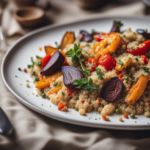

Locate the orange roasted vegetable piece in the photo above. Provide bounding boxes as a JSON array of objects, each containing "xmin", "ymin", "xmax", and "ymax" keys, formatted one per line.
[
  {"xmin": 35, "ymin": 72, "xmax": 63, "ymax": 88},
  {"xmin": 115, "ymin": 57, "xmax": 132, "ymax": 71},
  {"xmin": 48, "ymin": 86, "xmax": 63, "ymax": 95},
  {"xmin": 126, "ymin": 75, "xmax": 149, "ymax": 105},
  {"xmin": 61, "ymin": 32, "xmax": 75, "ymax": 49},
  {"xmin": 45, "ymin": 46, "xmax": 58, "ymax": 55},
  {"xmin": 58, "ymin": 102, "xmax": 66, "ymax": 110}
]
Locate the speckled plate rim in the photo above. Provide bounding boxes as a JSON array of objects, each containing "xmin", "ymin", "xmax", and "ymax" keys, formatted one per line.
[{"xmin": 2, "ymin": 16, "xmax": 150, "ymax": 130}]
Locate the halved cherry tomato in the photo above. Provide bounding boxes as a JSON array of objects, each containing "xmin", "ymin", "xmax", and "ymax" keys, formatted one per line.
[
  {"xmin": 67, "ymin": 88, "xmax": 77, "ymax": 96},
  {"xmin": 127, "ymin": 40, "xmax": 150, "ymax": 55},
  {"xmin": 81, "ymin": 100, "xmax": 85, "ymax": 103},
  {"xmin": 58, "ymin": 102, "xmax": 66, "ymax": 110},
  {"xmin": 98, "ymin": 54, "xmax": 116, "ymax": 71},
  {"xmin": 141, "ymin": 55, "xmax": 148, "ymax": 64},
  {"xmin": 118, "ymin": 74, "xmax": 124, "ymax": 81},
  {"xmin": 94, "ymin": 33, "xmax": 111, "ymax": 42},
  {"xmin": 123, "ymin": 113, "xmax": 128, "ymax": 119},
  {"xmin": 85, "ymin": 58, "xmax": 98, "ymax": 71},
  {"xmin": 41, "ymin": 54, "xmax": 51, "ymax": 67}
]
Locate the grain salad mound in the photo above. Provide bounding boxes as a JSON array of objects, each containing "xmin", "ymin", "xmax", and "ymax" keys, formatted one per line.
[{"xmin": 27, "ymin": 21, "xmax": 150, "ymax": 120}]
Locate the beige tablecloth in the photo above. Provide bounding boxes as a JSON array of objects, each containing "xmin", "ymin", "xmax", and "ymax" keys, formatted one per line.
[{"xmin": 0, "ymin": 0, "xmax": 150, "ymax": 150}]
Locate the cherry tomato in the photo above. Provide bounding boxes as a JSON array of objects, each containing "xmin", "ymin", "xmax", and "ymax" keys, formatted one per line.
[
  {"xmin": 118, "ymin": 74, "xmax": 124, "ymax": 81},
  {"xmin": 85, "ymin": 57, "xmax": 98, "ymax": 71},
  {"xmin": 98, "ymin": 54, "xmax": 116, "ymax": 71}
]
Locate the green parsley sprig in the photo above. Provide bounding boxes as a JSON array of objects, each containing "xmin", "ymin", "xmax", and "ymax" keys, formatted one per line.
[
  {"xmin": 114, "ymin": 20, "xmax": 123, "ymax": 30},
  {"xmin": 96, "ymin": 68, "xmax": 103, "ymax": 80},
  {"xmin": 73, "ymin": 78, "xmax": 99, "ymax": 92},
  {"xmin": 142, "ymin": 67, "xmax": 149, "ymax": 73},
  {"xmin": 66, "ymin": 43, "xmax": 92, "ymax": 75},
  {"xmin": 118, "ymin": 60, "xmax": 123, "ymax": 66}
]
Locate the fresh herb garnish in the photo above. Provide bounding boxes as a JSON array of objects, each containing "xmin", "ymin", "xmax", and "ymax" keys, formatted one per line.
[
  {"xmin": 118, "ymin": 60, "xmax": 123, "ymax": 66},
  {"xmin": 96, "ymin": 68, "xmax": 103, "ymax": 80},
  {"xmin": 58, "ymin": 84, "xmax": 62, "ymax": 87},
  {"xmin": 135, "ymin": 58, "xmax": 138, "ymax": 61},
  {"xmin": 142, "ymin": 67, "xmax": 149, "ymax": 73},
  {"xmin": 123, "ymin": 34, "xmax": 126, "ymax": 38},
  {"xmin": 86, "ymin": 44, "xmax": 90, "ymax": 47},
  {"xmin": 62, "ymin": 92, "xmax": 65, "ymax": 95},
  {"xmin": 27, "ymin": 65, "xmax": 32, "ymax": 68},
  {"xmin": 132, "ymin": 79, "xmax": 137, "ymax": 84},
  {"xmin": 41, "ymin": 93, "xmax": 46, "ymax": 98},
  {"xmin": 35, "ymin": 77, "xmax": 39, "ymax": 82},
  {"xmin": 83, "ymin": 50, "xmax": 90, "ymax": 55},
  {"xmin": 75, "ymin": 108, "xmax": 78, "ymax": 111},
  {"xmin": 39, "ymin": 88, "xmax": 43, "ymax": 91},
  {"xmin": 36, "ymin": 55, "xmax": 43, "ymax": 59},
  {"xmin": 55, "ymin": 42, "xmax": 61, "ymax": 49},
  {"xmin": 31, "ymin": 57, "xmax": 34, "ymax": 66},
  {"xmin": 36, "ymin": 61, "xmax": 42, "ymax": 66},
  {"xmin": 15, "ymin": 75, "xmax": 17, "ymax": 77},
  {"xmin": 31, "ymin": 71, "xmax": 35, "ymax": 75},
  {"xmin": 66, "ymin": 43, "xmax": 92, "ymax": 75},
  {"xmin": 18, "ymin": 68, "xmax": 21, "ymax": 71},
  {"xmin": 53, "ymin": 82, "xmax": 58, "ymax": 86},
  {"xmin": 114, "ymin": 20, "xmax": 123, "ymax": 30},
  {"xmin": 73, "ymin": 78, "xmax": 99, "ymax": 92}
]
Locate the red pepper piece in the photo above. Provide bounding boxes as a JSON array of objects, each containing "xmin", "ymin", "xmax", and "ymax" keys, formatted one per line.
[
  {"xmin": 81, "ymin": 100, "xmax": 85, "ymax": 103},
  {"xmin": 58, "ymin": 102, "xmax": 66, "ymax": 110},
  {"xmin": 67, "ymin": 88, "xmax": 77, "ymax": 96},
  {"xmin": 41, "ymin": 54, "xmax": 51, "ymax": 67},
  {"xmin": 127, "ymin": 40, "xmax": 150, "ymax": 55},
  {"xmin": 118, "ymin": 74, "xmax": 124, "ymax": 81},
  {"xmin": 141, "ymin": 55, "xmax": 148, "ymax": 64},
  {"xmin": 94, "ymin": 33, "xmax": 111, "ymax": 42},
  {"xmin": 24, "ymin": 69, "xmax": 27, "ymax": 73},
  {"xmin": 98, "ymin": 54, "xmax": 116, "ymax": 71},
  {"xmin": 85, "ymin": 57, "xmax": 98, "ymax": 71},
  {"xmin": 98, "ymin": 98, "xmax": 101, "ymax": 103}
]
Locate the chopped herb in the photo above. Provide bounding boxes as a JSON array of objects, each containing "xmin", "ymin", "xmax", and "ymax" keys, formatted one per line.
[
  {"xmin": 133, "ymin": 32, "xmax": 136, "ymax": 34},
  {"xmin": 86, "ymin": 44, "xmax": 90, "ymax": 47},
  {"xmin": 125, "ymin": 76, "xmax": 129, "ymax": 80},
  {"xmin": 91, "ymin": 29, "xmax": 95, "ymax": 34},
  {"xmin": 99, "ymin": 118, "xmax": 101, "ymax": 119},
  {"xmin": 41, "ymin": 93, "xmax": 46, "ymax": 98},
  {"xmin": 118, "ymin": 60, "xmax": 123, "ymax": 66},
  {"xmin": 95, "ymin": 118, "xmax": 97, "ymax": 120},
  {"xmin": 47, "ymin": 96, "xmax": 49, "ymax": 99},
  {"xmin": 62, "ymin": 92, "xmax": 65, "ymax": 95},
  {"xmin": 31, "ymin": 57, "xmax": 34, "ymax": 66},
  {"xmin": 55, "ymin": 41, "xmax": 61, "ymax": 49},
  {"xmin": 35, "ymin": 77, "xmax": 39, "ymax": 82},
  {"xmin": 20, "ymin": 84, "xmax": 22, "ymax": 85},
  {"xmin": 126, "ymin": 80, "xmax": 128, "ymax": 84},
  {"xmin": 142, "ymin": 67, "xmax": 149, "ymax": 73},
  {"xmin": 73, "ymin": 78, "xmax": 99, "ymax": 92},
  {"xmin": 114, "ymin": 20, "xmax": 123, "ymax": 30},
  {"xmin": 41, "ymin": 104, "xmax": 43, "ymax": 106},
  {"xmin": 36, "ymin": 61, "xmax": 42, "ymax": 66},
  {"xmin": 66, "ymin": 43, "xmax": 91, "ymax": 75},
  {"xmin": 15, "ymin": 75, "xmax": 17, "ymax": 77},
  {"xmin": 27, "ymin": 64, "xmax": 32, "ymax": 68},
  {"xmin": 18, "ymin": 68, "xmax": 21, "ymax": 71},
  {"xmin": 135, "ymin": 58, "xmax": 138, "ymax": 61},
  {"xmin": 135, "ymin": 121, "xmax": 137, "ymax": 123},
  {"xmin": 83, "ymin": 50, "xmax": 90, "ymax": 55},
  {"xmin": 36, "ymin": 95, "xmax": 38, "ymax": 97},
  {"xmin": 36, "ymin": 55, "xmax": 43, "ymax": 59},
  {"xmin": 148, "ymin": 122, "xmax": 149, "ymax": 124},
  {"xmin": 26, "ymin": 80, "xmax": 29, "ymax": 82},
  {"xmin": 58, "ymin": 84, "xmax": 62, "ymax": 87},
  {"xmin": 96, "ymin": 68, "xmax": 103, "ymax": 80},
  {"xmin": 132, "ymin": 79, "xmax": 137, "ymax": 84},
  {"xmin": 31, "ymin": 71, "xmax": 35, "ymax": 75},
  {"xmin": 75, "ymin": 108, "xmax": 78, "ymax": 111},
  {"xmin": 123, "ymin": 34, "xmax": 126, "ymax": 38},
  {"xmin": 39, "ymin": 88, "xmax": 43, "ymax": 91},
  {"xmin": 50, "ymin": 105, "xmax": 51, "ymax": 107},
  {"xmin": 53, "ymin": 82, "xmax": 58, "ymax": 86}
]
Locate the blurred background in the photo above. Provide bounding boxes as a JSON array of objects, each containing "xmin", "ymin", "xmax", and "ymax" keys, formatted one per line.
[{"xmin": 0, "ymin": 0, "xmax": 149, "ymax": 50}]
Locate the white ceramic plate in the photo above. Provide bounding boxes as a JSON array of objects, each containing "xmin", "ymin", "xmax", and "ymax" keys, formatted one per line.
[{"xmin": 2, "ymin": 16, "xmax": 150, "ymax": 130}]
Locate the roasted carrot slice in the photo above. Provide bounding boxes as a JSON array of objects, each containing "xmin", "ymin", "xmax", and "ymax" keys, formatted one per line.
[
  {"xmin": 45, "ymin": 46, "xmax": 58, "ymax": 55},
  {"xmin": 126, "ymin": 75, "xmax": 149, "ymax": 105},
  {"xmin": 35, "ymin": 72, "xmax": 63, "ymax": 88},
  {"xmin": 61, "ymin": 32, "xmax": 75, "ymax": 49},
  {"xmin": 48, "ymin": 86, "xmax": 63, "ymax": 95}
]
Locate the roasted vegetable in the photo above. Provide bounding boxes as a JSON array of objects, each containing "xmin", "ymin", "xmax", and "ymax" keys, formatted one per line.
[
  {"xmin": 85, "ymin": 57, "xmax": 98, "ymax": 71},
  {"xmin": 35, "ymin": 72, "xmax": 63, "ymax": 88},
  {"xmin": 115, "ymin": 57, "xmax": 132, "ymax": 71},
  {"xmin": 62, "ymin": 66, "xmax": 84, "ymax": 89},
  {"xmin": 48, "ymin": 85, "xmax": 63, "ymax": 95},
  {"xmin": 98, "ymin": 54, "xmax": 116, "ymax": 71},
  {"xmin": 41, "ymin": 54, "xmax": 51, "ymax": 67},
  {"xmin": 40, "ymin": 51, "xmax": 65, "ymax": 76},
  {"xmin": 45, "ymin": 46, "xmax": 58, "ymax": 55},
  {"xmin": 101, "ymin": 77, "xmax": 124, "ymax": 102},
  {"xmin": 126, "ymin": 40, "xmax": 150, "ymax": 55},
  {"xmin": 136, "ymin": 29, "xmax": 150, "ymax": 39},
  {"xmin": 126, "ymin": 75, "xmax": 149, "ymax": 105},
  {"xmin": 80, "ymin": 30, "xmax": 93, "ymax": 42},
  {"xmin": 110, "ymin": 20, "xmax": 123, "ymax": 33},
  {"xmin": 61, "ymin": 32, "xmax": 75, "ymax": 49}
]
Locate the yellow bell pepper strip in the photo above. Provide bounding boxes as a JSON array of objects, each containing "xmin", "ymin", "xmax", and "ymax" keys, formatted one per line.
[
  {"xmin": 35, "ymin": 72, "xmax": 63, "ymax": 88},
  {"xmin": 115, "ymin": 57, "xmax": 132, "ymax": 71},
  {"xmin": 48, "ymin": 85, "xmax": 63, "ymax": 95},
  {"xmin": 126, "ymin": 75, "xmax": 149, "ymax": 105}
]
